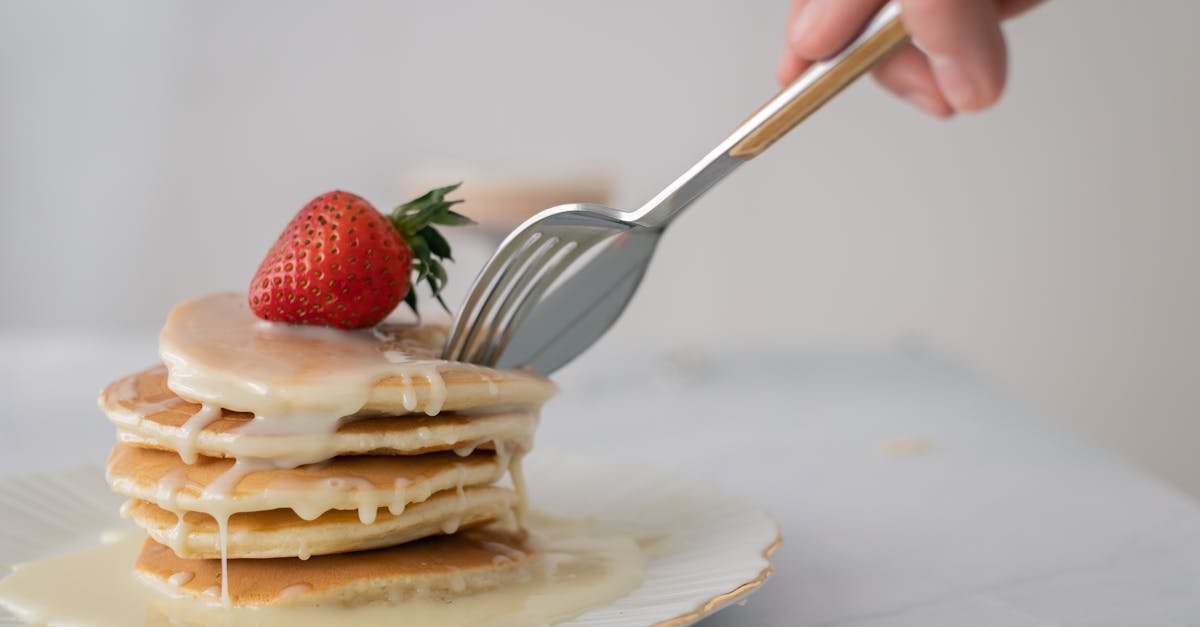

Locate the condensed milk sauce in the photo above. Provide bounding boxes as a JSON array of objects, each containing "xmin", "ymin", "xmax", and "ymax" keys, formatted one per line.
[
  {"xmin": 158, "ymin": 292, "xmax": 457, "ymax": 443},
  {"xmin": 0, "ymin": 513, "xmax": 650, "ymax": 626},
  {"xmin": 29, "ymin": 291, "xmax": 597, "ymax": 617}
]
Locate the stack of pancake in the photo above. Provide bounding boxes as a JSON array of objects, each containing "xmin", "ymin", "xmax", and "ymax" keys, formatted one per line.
[{"xmin": 100, "ymin": 292, "xmax": 558, "ymax": 607}]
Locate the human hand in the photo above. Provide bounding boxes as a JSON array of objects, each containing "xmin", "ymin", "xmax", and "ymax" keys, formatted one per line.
[{"xmin": 778, "ymin": 0, "xmax": 1043, "ymax": 117}]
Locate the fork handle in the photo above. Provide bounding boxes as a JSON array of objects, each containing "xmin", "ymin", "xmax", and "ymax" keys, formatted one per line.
[
  {"xmin": 730, "ymin": 5, "xmax": 908, "ymax": 158},
  {"xmin": 633, "ymin": 2, "xmax": 907, "ymax": 228}
]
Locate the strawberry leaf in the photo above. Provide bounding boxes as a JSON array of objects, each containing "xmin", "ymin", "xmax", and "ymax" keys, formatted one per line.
[
  {"xmin": 429, "ymin": 210, "xmax": 474, "ymax": 226},
  {"xmin": 420, "ymin": 226, "xmax": 452, "ymax": 259},
  {"xmin": 388, "ymin": 183, "xmax": 475, "ymax": 314},
  {"xmin": 403, "ymin": 286, "xmax": 419, "ymax": 316},
  {"xmin": 429, "ymin": 281, "xmax": 450, "ymax": 312},
  {"xmin": 429, "ymin": 260, "xmax": 448, "ymax": 286}
]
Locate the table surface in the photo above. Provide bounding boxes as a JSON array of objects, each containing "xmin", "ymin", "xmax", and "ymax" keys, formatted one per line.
[{"xmin": 3, "ymin": 331, "xmax": 1200, "ymax": 626}]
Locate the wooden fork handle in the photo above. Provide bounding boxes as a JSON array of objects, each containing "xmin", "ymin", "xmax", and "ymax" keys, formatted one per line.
[
  {"xmin": 729, "ymin": 3, "xmax": 909, "ymax": 160},
  {"xmin": 631, "ymin": 2, "xmax": 909, "ymax": 229}
]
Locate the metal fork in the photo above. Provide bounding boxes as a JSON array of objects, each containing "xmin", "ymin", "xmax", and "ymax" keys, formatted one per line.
[{"xmin": 444, "ymin": 2, "xmax": 908, "ymax": 374}]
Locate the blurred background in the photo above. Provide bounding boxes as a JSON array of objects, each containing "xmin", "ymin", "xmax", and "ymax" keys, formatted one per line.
[{"xmin": 1, "ymin": 1, "xmax": 1198, "ymax": 495}]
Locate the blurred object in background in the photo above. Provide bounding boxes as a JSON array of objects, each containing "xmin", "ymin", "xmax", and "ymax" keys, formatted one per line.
[
  {"xmin": 401, "ymin": 163, "xmax": 614, "ymax": 236},
  {"xmin": 400, "ymin": 163, "xmax": 615, "ymax": 308},
  {"xmin": 0, "ymin": 0, "xmax": 1198, "ymax": 499}
]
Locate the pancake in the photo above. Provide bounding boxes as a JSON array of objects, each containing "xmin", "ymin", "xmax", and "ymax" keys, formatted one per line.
[
  {"xmin": 158, "ymin": 292, "xmax": 557, "ymax": 419},
  {"xmin": 102, "ymin": 366, "xmax": 538, "ymax": 462},
  {"xmin": 106, "ymin": 444, "xmax": 507, "ymax": 521},
  {"xmin": 133, "ymin": 525, "xmax": 536, "ymax": 607},
  {"xmin": 126, "ymin": 486, "xmax": 517, "ymax": 559}
]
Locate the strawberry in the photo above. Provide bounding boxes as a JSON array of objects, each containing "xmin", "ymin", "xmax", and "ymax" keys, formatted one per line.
[{"xmin": 248, "ymin": 184, "xmax": 473, "ymax": 329}]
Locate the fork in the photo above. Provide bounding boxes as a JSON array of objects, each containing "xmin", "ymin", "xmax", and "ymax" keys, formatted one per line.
[{"xmin": 443, "ymin": 2, "xmax": 908, "ymax": 374}]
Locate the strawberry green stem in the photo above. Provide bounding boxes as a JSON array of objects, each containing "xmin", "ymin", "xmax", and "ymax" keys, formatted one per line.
[{"xmin": 389, "ymin": 183, "xmax": 475, "ymax": 314}]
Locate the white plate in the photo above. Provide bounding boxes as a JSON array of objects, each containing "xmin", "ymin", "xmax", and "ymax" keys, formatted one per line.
[{"xmin": 0, "ymin": 450, "xmax": 779, "ymax": 626}]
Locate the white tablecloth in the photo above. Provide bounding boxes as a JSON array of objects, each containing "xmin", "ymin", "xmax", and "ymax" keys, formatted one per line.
[{"xmin": 3, "ymin": 332, "xmax": 1200, "ymax": 625}]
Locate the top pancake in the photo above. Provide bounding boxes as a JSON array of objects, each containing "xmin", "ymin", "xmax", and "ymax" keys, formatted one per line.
[{"xmin": 158, "ymin": 292, "xmax": 556, "ymax": 419}]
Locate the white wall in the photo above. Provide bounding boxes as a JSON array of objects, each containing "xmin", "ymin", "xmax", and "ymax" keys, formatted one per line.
[{"xmin": 2, "ymin": 2, "xmax": 1199, "ymax": 493}]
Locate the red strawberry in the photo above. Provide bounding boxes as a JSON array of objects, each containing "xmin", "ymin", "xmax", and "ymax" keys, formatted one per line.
[{"xmin": 248, "ymin": 184, "xmax": 473, "ymax": 329}]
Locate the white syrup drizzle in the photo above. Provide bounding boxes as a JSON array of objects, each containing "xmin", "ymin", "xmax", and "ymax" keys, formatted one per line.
[
  {"xmin": 177, "ymin": 404, "xmax": 221, "ymax": 464},
  {"xmin": 480, "ymin": 541, "xmax": 528, "ymax": 564},
  {"xmin": 389, "ymin": 478, "xmax": 411, "ymax": 516},
  {"xmin": 452, "ymin": 438, "xmax": 489, "ymax": 457},
  {"xmin": 396, "ymin": 372, "xmax": 417, "ymax": 411},
  {"xmin": 141, "ymin": 292, "xmax": 554, "ymax": 607},
  {"xmin": 509, "ymin": 453, "xmax": 530, "ymax": 523},
  {"xmin": 159, "ymin": 293, "xmax": 455, "ymax": 427},
  {"xmin": 496, "ymin": 506, "xmax": 520, "ymax": 533},
  {"xmin": 197, "ymin": 457, "xmax": 275, "ymax": 608},
  {"xmin": 459, "ymin": 363, "xmax": 502, "ymax": 397},
  {"xmin": 216, "ymin": 515, "xmax": 230, "ymax": 606},
  {"xmin": 153, "ymin": 469, "xmax": 191, "ymax": 509},
  {"xmin": 106, "ymin": 405, "xmax": 540, "ymax": 464},
  {"xmin": 164, "ymin": 454, "xmax": 504, "ymax": 605},
  {"xmin": 440, "ymin": 465, "xmax": 470, "ymax": 535},
  {"xmin": 146, "ymin": 462, "xmax": 490, "ymax": 523},
  {"xmin": 297, "ymin": 540, "xmax": 311, "ymax": 561},
  {"xmin": 165, "ymin": 512, "xmax": 191, "ymax": 555},
  {"xmin": 0, "ymin": 513, "xmax": 648, "ymax": 625}
]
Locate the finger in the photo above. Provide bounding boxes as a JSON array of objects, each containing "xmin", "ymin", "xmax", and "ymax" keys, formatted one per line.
[
  {"xmin": 778, "ymin": 0, "xmax": 812, "ymax": 84},
  {"xmin": 787, "ymin": 0, "xmax": 888, "ymax": 61},
  {"xmin": 777, "ymin": 46, "xmax": 812, "ymax": 86},
  {"xmin": 899, "ymin": 0, "xmax": 1007, "ymax": 112},
  {"xmin": 997, "ymin": 0, "xmax": 1044, "ymax": 19},
  {"xmin": 872, "ymin": 44, "xmax": 954, "ymax": 118}
]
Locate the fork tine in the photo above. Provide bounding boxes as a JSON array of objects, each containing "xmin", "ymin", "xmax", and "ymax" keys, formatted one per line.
[
  {"xmin": 456, "ymin": 234, "xmax": 561, "ymax": 364},
  {"xmin": 442, "ymin": 231, "xmax": 543, "ymax": 361},
  {"xmin": 475, "ymin": 236, "xmax": 604, "ymax": 366},
  {"xmin": 468, "ymin": 239, "xmax": 578, "ymax": 366}
]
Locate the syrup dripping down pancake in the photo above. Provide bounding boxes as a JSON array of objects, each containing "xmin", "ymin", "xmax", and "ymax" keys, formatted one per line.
[
  {"xmin": 105, "ymin": 444, "xmax": 506, "ymax": 522},
  {"xmin": 125, "ymin": 486, "xmax": 517, "ymax": 559},
  {"xmin": 133, "ymin": 525, "xmax": 536, "ymax": 607}
]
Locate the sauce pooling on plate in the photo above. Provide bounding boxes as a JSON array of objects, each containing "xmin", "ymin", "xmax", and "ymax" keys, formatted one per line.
[{"xmin": 0, "ymin": 514, "xmax": 647, "ymax": 625}]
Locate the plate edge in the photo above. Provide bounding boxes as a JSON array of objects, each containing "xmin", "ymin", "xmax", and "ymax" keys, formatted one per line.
[{"xmin": 652, "ymin": 525, "xmax": 783, "ymax": 627}]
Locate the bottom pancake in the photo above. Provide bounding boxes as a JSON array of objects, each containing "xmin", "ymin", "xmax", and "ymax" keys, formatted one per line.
[
  {"xmin": 128, "ymin": 486, "xmax": 517, "ymax": 559},
  {"xmin": 133, "ymin": 526, "xmax": 536, "ymax": 607}
]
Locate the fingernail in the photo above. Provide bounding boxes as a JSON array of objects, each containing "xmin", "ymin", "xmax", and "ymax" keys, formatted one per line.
[
  {"xmin": 930, "ymin": 56, "xmax": 978, "ymax": 111},
  {"xmin": 789, "ymin": 0, "xmax": 825, "ymax": 49}
]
